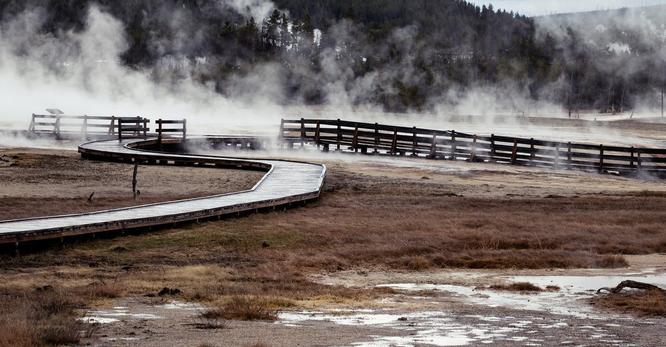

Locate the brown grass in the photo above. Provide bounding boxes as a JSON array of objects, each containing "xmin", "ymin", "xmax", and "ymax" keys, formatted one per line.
[
  {"xmin": 592, "ymin": 290, "xmax": 666, "ymax": 316},
  {"xmin": 201, "ymin": 296, "xmax": 279, "ymax": 321},
  {"xmin": 489, "ymin": 282, "xmax": 544, "ymax": 292}
]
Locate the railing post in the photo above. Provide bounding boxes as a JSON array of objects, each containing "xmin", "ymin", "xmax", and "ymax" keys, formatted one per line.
[
  {"xmin": 411, "ymin": 127, "xmax": 418, "ymax": 157},
  {"xmin": 143, "ymin": 118, "xmax": 148, "ymax": 138},
  {"xmin": 54, "ymin": 116, "xmax": 61, "ymax": 137},
  {"xmin": 637, "ymin": 149, "xmax": 642, "ymax": 171},
  {"xmin": 109, "ymin": 116, "xmax": 116, "ymax": 135},
  {"xmin": 29, "ymin": 114, "xmax": 35, "ymax": 132},
  {"xmin": 118, "ymin": 119, "xmax": 123, "ymax": 142},
  {"xmin": 599, "ymin": 144, "xmax": 604, "ymax": 173},
  {"xmin": 182, "ymin": 119, "xmax": 187, "ymax": 141},
  {"xmin": 279, "ymin": 118, "xmax": 285, "ymax": 144},
  {"xmin": 391, "ymin": 128, "xmax": 398, "ymax": 155},
  {"xmin": 157, "ymin": 119, "xmax": 163, "ymax": 147},
  {"xmin": 300, "ymin": 117, "xmax": 305, "ymax": 148},
  {"xmin": 353, "ymin": 124, "xmax": 359, "ymax": 153},
  {"xmin": 490, "ymin": 134, "xmax": 496, "ymax": 162},
  {"xmin": 315, "ymin": 121, "xmax": 321, "ymax": 149},
  {"xmin": 373, "ymin": 123, "xmax": 379, "ymax": 154},
  {"xmin": 567, "ymin": 142, "xmax": 572, "ymax": 169},
  {"xmin": 450, "ymin": 130, "xmax": 456, "ymax": 160},
  {"xmin": 529, "ymin": 138, "xmax": 535, "ymax": 164},
  {"xmin": 470, "ymin": 135, "xmax": 477, "ymax": 162},
  {"xmin": 554, "ymin": 143, "xmax": 560, "ymax": 169},
  {"xmin": 82, "ymin": 115, "xmax": 88, "ymax": 139},
  {"xmin": 630, "ymin": 146, "xmax": 635, "ymax": 169},
  {"xmin": 429, "ymin": 132, "xmax": 437, "ymax": 159},
  {"xmin": 510, "ymin": 139, "xmax": 518, "ymax": 165},
  {"xmin": 336, "ymin": 119, "xmax": 341, "ymax": 151}
]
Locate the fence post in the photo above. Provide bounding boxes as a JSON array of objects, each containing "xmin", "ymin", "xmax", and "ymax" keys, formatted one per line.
[
  {"xmin": 511, "ymin": 139, "xmax": 518, "ymax": 165},
  {"xmin": 54, "ymin": 116, "xmax": 61, "ymax": 137},
  {"xmin": 29, "ymin": 114, "xmax": 36, "ymax": 132},
  {"xmin": 567, "ymin": 142, "xmax": 572, "ymax": 169},
  {"xmin": 336, "ymin": 119, "xmax": 341, "ymax": 151},
  {"xmin": 182, "ymin": 119, "xmax": 187, "ymax": 141},
  {"xmin": 529, "ymin": 138, "xmax": 535, "ymax": 164},
  {"xmin": 470, "ymin": 134, "xmax": 477, "ymax": 162},
  {"xmin": 554, "ymin": 143, "xmax": 560, "ymax": 169},
  {"xmin": 279, "ymin": 118, "xmax": 284, "ymax": 144},
  {"xmin": 157, "ymin": 119, "xmax": 163, "ymax": 147},
  {"xmin": 118, "ymin": 119, "xmax": 123, "ymax": 141},
  {"xmin": 429, "ymin": 132, "xmax": 437, "ymax": 159},
  {"xmin": 353, "ymin": 124, "xmax": 359, "ymax": 153},
  {"xmin": 637, "ymin": 149, "xmax": 642, "ymax": 171},
  {"xmin": 315, "ymin": 121, "xmax": 321, "ymax": 149},
  {"xmin": 490, "ymin": 134, "xmax": 496, "ymax": 162},
  {"xmin": 599, "ymin": 144, "xmax": 604, "ymax": 173},
  {"xmin": 143, "ymin": 118, "xmax": 148, "ymax": 138},
  {"xmin": 82, "ymin": 115, "xmax": 88, "ymax": 139},
  {"xmin": 391, "ymin": 128, "xmax": 398, "ymax": 155},
  {"xmin": 300, "ymin": 117, "xmax": 305, "ymax": 147},
  {"xmin": 450, "ymin": 130, "xmax": 456, "ymax": 160},
  {"xmin": 411, "ymin": 127, "xmax": 418, "ymax": 156},
  {"xmin": 109, "ymin": 116, "xmax": 116, "ymax": 135},
  {"xmin": 374, "ymin": 123, "xmax": 379, "ymax": 154}
]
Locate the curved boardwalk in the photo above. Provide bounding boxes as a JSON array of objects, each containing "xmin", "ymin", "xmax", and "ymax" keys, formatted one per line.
[{"xmin": 0, "ymin": 138, "xmax": 326, "ymax": 246}]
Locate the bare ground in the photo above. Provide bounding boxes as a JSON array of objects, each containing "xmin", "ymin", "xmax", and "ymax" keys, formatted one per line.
[
  {"xmin": 0, "ymin": 148, "xmax": 264, "ymax": 220},
  {"xmin": 2, "ymin": 149, "xmax": 666, "ymax": 345}
]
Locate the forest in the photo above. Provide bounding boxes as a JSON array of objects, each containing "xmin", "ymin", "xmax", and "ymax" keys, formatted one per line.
[{"xmin": 0, "ymin": 0, "xmax": 664, "ymax": 113}]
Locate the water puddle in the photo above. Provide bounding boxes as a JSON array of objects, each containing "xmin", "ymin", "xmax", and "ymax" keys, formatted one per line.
[{"xmin": 79, "ymin": 305, "xmax": 162, "ymax": 324}]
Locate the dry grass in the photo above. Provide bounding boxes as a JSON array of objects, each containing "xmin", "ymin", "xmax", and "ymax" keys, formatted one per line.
[
  {"xmin": 592, "ymin": 290, "xmax": 666, "ymax": 316},
  {"xmin": 201, "ymin": 296, "xmax": 279, "ymax": 321}
]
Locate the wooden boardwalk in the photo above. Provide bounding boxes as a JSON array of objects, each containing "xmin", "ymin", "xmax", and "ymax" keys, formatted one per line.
[{"xmin": 0, "ymin": 138, "xmax": 326, "ymax": 246}]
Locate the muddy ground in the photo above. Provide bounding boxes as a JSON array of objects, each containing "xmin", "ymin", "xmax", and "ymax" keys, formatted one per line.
[{"xmin": 1, "ymin": 145, "xmax": 666, "ymax": 346}]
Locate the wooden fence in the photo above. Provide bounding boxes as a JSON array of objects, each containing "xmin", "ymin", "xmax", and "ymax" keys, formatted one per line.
[
  {"xmin": 280, "ymin": 118, "xmax": 666, "ymax": 177},
  {"xmin": 29, "ymin": 114, "xmax": 119, "ymax": 138},
  {"xmin": 117, "ymin": 117, "xmax": 150, "ymax": 141},
  {"xmin": 155, "ymin": 118, "xmax": 187, "ymax": 146}
]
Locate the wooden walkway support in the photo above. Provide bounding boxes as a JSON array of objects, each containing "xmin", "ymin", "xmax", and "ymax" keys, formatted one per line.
[
  {"xmin": 280, "ymin": 118, "xmax": 666, "ymax": 178},
  {"xmin": 0, "ymin": 137, "xmax": 326, "ymax": 247}
]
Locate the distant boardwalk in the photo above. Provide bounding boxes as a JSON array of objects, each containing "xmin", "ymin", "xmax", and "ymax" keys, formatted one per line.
[
  {"xmin": 281, "ymin": 118, "xmax": 666, "ymax": 178},
  {"xmin": 0, "ymin": 137, "xmax": 326, "ymax": 248}
]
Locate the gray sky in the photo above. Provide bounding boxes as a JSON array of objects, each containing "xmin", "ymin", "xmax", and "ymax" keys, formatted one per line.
[{"xmin": 467, "ymin": 0, "xmax": 666, "ymax": 16}]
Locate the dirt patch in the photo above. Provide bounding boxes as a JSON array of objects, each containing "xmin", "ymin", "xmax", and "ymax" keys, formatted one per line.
[{"xmin": 0, "ymin": 148, "xmax": 264, "ymax": 220}]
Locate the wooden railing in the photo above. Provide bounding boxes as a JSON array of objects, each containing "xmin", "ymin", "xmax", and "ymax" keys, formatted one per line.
[
  {"xmin": 155, "ymin": 118, "xmax": 187, "ymax": 146},
  {"xmin": 29, "ymin": 114, "xmax": 119, "ymax": 138},
  {"xmin": 280, "ymin": 118, "xmax": 666, "ymax": 177},
  {"xmin": 117, "ymin": 117, "xmax": 150, "ymax": 141}
]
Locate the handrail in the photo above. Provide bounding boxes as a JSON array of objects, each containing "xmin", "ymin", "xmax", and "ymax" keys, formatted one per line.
[{"xmin": 281, "ymin": 118, "xmax": 666, "ymax": 177}]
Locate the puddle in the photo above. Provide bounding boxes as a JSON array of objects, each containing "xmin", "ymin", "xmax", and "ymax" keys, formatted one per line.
[
  {"xmin": 376, "ymin": 271, "xmax": 666, "ymax": 319},
  {"xmin": 80, "ymin": 306, "xmax": 162, "ymax": 324},
  {"xmin": 278, "ymin": 309, "xmax": 630, "ymax": 346}
]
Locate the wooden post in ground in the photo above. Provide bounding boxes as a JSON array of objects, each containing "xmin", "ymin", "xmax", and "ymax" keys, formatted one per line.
[
  {"xmin": 599, "ymin": 144, "xmax": 605, "ymax": 173},
  {"xmin": 132, "ymin": 163, "xmax": 139, "ymax": 200}
]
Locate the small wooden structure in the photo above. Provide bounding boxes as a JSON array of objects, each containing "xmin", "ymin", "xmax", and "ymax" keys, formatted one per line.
[
  {"xmin": 280, "ymin": 118, "xmax": 666, "ymax": 177},
  {"xmin": 117, "ymin": 117, "xmax": 150, "ymax": 141},
  {"xmin": 155, "ymin": 119, "xmax": 187, "ymax": 147}
]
